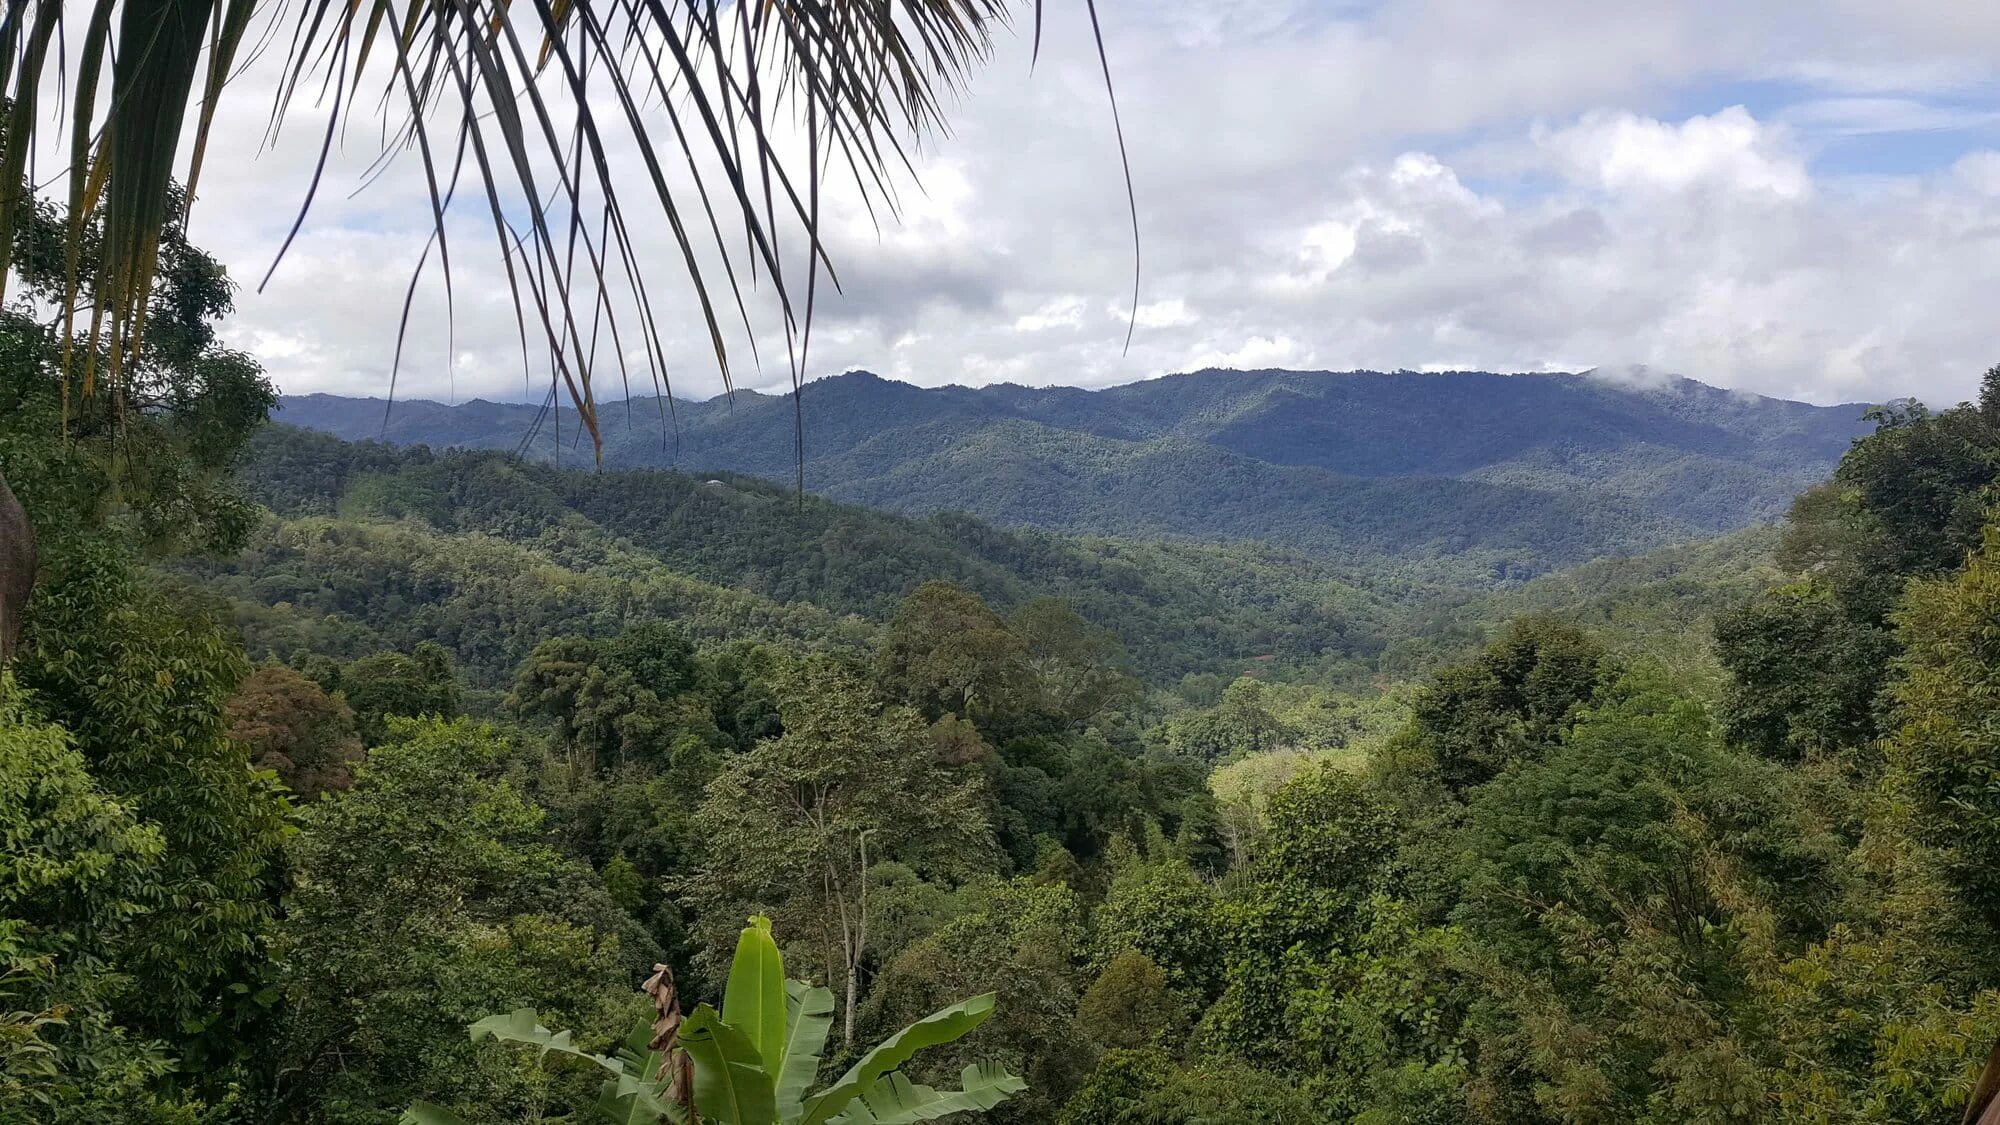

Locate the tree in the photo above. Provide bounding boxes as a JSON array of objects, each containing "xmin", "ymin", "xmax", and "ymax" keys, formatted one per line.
[
  {"xmin": 1890, "ymin": 528, "xmax": 2000, "ymax": 942},
  {"xmin": 1207, "ymin": 747, "xmax": 1314, "ymax": 867},
  {"xmin": 0, "ymin": 175, "xmax": 273, "ymax": 675},
  {"xmin": 341, "ymin": 643, "xmax": 462, "ymax": 744},
  {"xmin": 1714, "ymin": 581, "xmax": 1893, "ymax": 761},
  {"xmin": 505, "ymin": 632, "xmax": 723, "ymax": 769},
  {"xmin": 0, "ymin": 474, "xmax": 26, "ymax": 663},
  {"xmin": 12, "ymin": 540, "xmax": 289, "ymax": 1069},
  {"xmin": 1395, "ymin": 616, "xmax": 1612, "ymax": 795},
  {"xmin": 225, "ymin": 664, "xmax": 363, "ymax": 796},
  {"xmin": 861, "ymin": 878, "xmax": 1094, "ymax": 1121},
  {"xmin": 0, "ymin": 682, "xmax": 186, "ymax": 1121},
  {"xmin": 878, "ymin": 582, "xmax": 1030, "ymax": 723},
  {"xmin": 1010, "ymin": 599, "xmax": 1140, "ymax": 728},
  {"xmin": 1092, "ymin": 855, "xmax": 1224, "ymax": 1001},
  {"xmin": 1160, "ymin": 676, "xmax": 1295, "ymax": 762},
  {"xmin": 689, "ymin": 659, "xmax": 997, "ymax": 1045},
  {"xmin": 1077, "ymin": 952, "xmax": 1184, "ymax": 1050},
  {"xmin": 1058, "ymin": 1048, "xmax": 1318, "ymax": 1125},
  {"xmin": 275, "ymin": 717, "xmax": 651, "ymax": 1122},
  {"xmin": 1449, "ymin": 676, "xmax": 1854, "ymax": 1122}
]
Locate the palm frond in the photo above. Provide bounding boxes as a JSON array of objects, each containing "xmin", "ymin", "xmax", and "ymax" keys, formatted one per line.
[{"xmin": 0, "ymin": 0, "xmax": 1136, "ymax": 461}]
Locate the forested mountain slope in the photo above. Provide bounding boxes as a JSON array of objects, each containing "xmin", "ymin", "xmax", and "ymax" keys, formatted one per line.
[
  {"xmin": 178, "ymin": 426, "xmax": 1791, "ymax": 694},
  {"xmin": 181, "ymin": 427, "xmax": 1402, "ymax": 685},
  {"xmin": 279, "ymin": 368, "xmax": 1871, "ymax": 577}
]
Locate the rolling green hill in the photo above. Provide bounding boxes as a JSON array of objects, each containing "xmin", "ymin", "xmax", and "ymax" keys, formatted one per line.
[
  {"xmin": 176, "ymin": 425, "xmax": 1792, "ymax": 693},
  {"xmin": 179, "ymin": 427, "xmax": 1406, "ymax": 686},
  {"xmin": 277, "ymin": 367, "xmax": 1870, "ymax": 579}
]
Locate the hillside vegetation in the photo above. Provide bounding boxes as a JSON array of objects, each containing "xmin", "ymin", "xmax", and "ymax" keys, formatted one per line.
[
  {"xmin": 184, "ymin": 426, "xmax": 1405, "ymax": 687},
  {"xmin": 279, "ymin": 368, "xmax": 1872, "ymax": 579},
  {"xmin": 18, "ymin": 204, "xmax": 2000, "ymax": 1123}
]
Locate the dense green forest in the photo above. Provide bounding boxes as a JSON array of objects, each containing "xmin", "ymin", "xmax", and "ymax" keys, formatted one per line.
[
  {"xmin": 175, "ymin": 426, "xmax": 1406, "ymax": 689},
  {"xmin": 279, "ymin": 368, "xmax": 1872, "ymax": 583},
  {"xmin": 6, "ymin": 201, "xmax": 2000, "ymax": 1125}
]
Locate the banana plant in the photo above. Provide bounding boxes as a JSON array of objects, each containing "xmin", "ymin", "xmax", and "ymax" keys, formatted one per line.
[{"xmin": 403, "ymin": 916, "xmax": 1025, "ymax": 1125}]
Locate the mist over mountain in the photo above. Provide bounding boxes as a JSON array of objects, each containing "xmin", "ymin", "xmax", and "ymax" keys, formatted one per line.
[{"xmin": 278, "ymin": 368, "xmax": 1873, "ymax": 579}]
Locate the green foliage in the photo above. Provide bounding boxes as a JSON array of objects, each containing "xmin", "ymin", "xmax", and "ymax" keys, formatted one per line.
[
  {"xmin": 879, "ymin": 582, "xmax": 1031, "ymax": 723},
  {"xmin": 341, "ymin": 643, "xmax": 463, "ymax": 745},
  {"xmin": 507, "ymin": 630, "xmax": 727, "ymax": 770},
  {"xmin": 0, "ymin": 185, "xmax": 274, "ymax": 564},
  {"xmin": 421, "ymin": 916, "xmax": 1025, "ymax": 1125},
  {"xmin": 862, "ymin": 880, "xmax": 1092, "ymax": 1121},
  {"xmin": 275, "ymin": 717, "xmax": 650, "ymax": 1122},
  {"xmin": 1091, "ymin": 857, "xmax": 1223, "ymax": 1000},
  {"xmin": 1201, "ymin": 766, "xmax": 1417, "ymax": 1095},
  {"xmin": 0, "ymin": 682, "xmax": 193, "ymax": 1121},
  {"xmin": 1076, "ymin": 952, "xmax": 1184, "ymax": 1050},
  {"xmin": 688, "ymin": 659, "xmax": 996, "ymax": 1023},
  {"xmin": 0, "ymin": 183, "xmax": 286, "ymax": 1117},
  {"xmin": 1011, "ymin": 600, "xmax": 1141, "ymax": 728},
  {"xmin": 194, "ymin": 427, "xmax": 1403, "ymax": 684},
  {"xmin": 1391, "ymin": 616, "xmax": 1612, "ymax": 794},
  {"xmin": 1713, "ymin": 375, "xmax": 2000, "ymax": 765},
  {"xmin": 12, "ymin": 541, "xmax": 289, "ymax": 1067},
  {"xmin": 1714, "ymin": 580, "xmax": 1894, "ymax": 760},
  {"xmin": 1159, "ymin": 677, "xmax": 1295, "ymax": 763},
  {"xmin": 1449, "ymin": 679, "xmax": 1858, "ymax": 1121},
  {"xmin": 1058, "ymin": 1048, "xmax": 1317, "ymax": 1125},
  {"xmin": 1889, "ymin": 528, "xmax": 2000, "ymax": 941}
]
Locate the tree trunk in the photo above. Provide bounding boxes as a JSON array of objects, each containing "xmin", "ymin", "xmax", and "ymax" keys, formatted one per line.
[{"xmin": 0, "ymin": 467, "xmax": 32, "ymax": 664}]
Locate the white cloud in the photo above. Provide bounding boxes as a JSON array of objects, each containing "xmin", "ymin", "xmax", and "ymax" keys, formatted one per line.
[
  {"xmin": 160, "ymin": 0, "xmax": 2000, "ymax": 409},
  {"xmin": 1191, "ymin": 334, "xmax": 1310, "ymax": 370},
  {"xmin": 1131, "ymin": 298, "xmax": 1199, "ymax": 328},
  {"xmin": 1537, "ymin": 107, "xmax": 1812, "ymax": 199},
  {"xmin": 1014, "ymin": 297, "xmax": 1087, "ymax": 332}
]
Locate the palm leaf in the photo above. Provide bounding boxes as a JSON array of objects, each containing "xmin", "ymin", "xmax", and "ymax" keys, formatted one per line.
[
  {"xmin": 795, "ymin": 993, "xmax": 1000, "ymax": 1125},
  {"xmin": 828, "ymin": 1062, "xmax": 1027, "ymax": 1124},
  {"xmin": 0, "ymin": 0, "xmax": 1136, "ymax": 469},
  {"xmin": 468, "ymin": 1006, "xmax": 625, "ymax": 1076},
  {"xmin": 595, "ymin": 1070, "xmax": 691, "ymax": 1125},
  {"xmin": 722, "ymin": 914, "xmax": 787, "ymax": 1082},
  {"xmin": 680, "ymin": 1002, "xmax": 781, "ymax": 1125},
  {"xmin": 468, "ymin": 1009, "xmax": 686, "ymax": 1123},
  {"xmin": 779, "ymin": 979, "xmax": 837, "ymax": 1123}
]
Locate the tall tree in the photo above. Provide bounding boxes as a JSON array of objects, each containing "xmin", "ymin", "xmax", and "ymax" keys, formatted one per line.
[
  {"xmin": 225, "ymin": 664, "xmax": 364, "ymax": 797},
  {"xmin": 879, "ymin": 581, "xmax": 1031, "ymax": 723},
  {"xmin": 1889, "ymin": 527, "xmax": 2000, "ymax": 945},
  {"xmin": 688, "ymin": 657, "xmax": 995, "ymax": 1045}
]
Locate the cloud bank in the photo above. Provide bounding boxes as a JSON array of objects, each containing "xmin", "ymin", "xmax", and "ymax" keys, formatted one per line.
[{"xmin": 180, "ymin": 0, "xmax": 2000, "ymax": 407}]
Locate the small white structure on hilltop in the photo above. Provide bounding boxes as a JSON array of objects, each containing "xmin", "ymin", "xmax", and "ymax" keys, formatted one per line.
[{"xmin": 704, "ymin": 479, "xmax": 726, "ymax": 487}]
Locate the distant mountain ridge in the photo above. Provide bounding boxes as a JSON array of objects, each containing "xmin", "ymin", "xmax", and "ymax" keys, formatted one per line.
[{"xmin": 277, "ymin": 368, "xmax": 1874, "ymax": 579}]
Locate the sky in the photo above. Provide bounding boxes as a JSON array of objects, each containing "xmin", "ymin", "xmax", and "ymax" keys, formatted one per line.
[{"xmin": 178, "ymin": 0, "xmax": 2000, "ymax": 408}]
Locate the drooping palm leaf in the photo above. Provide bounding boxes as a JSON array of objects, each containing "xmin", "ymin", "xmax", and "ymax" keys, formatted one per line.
[
  {"xmin": 827, "ymin": 1062, "xmax": 1026, "ymax": 1124},
  {"xmin": 795, "ymin": 993, "xmax": 1000, "ymax": 1125},
  {"xmin": 468, "ymin": 1007, "xmax": 688, "ymax": 1124},
  {"xmin": 469, "ymin": 1006, "xmax": 627, "ymax": 1075},
  {"xmin": 0, "ymin": 0, "xmax": 1138, "ymax": 462}
]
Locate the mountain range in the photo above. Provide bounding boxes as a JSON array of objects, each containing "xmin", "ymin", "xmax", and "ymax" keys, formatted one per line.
[{"xmin": 276, "ymin": 368, "xmax": 1874, "ymax": 580}]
